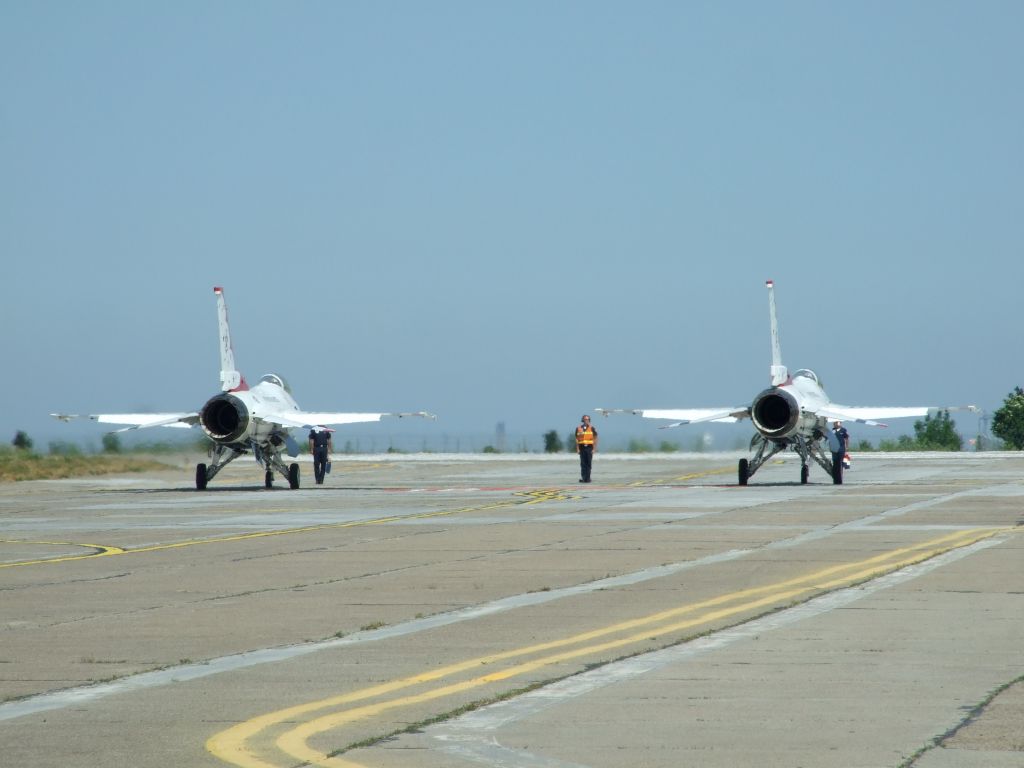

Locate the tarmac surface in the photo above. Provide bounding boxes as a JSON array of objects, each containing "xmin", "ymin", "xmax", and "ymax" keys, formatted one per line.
[{"xmin": 1, "ymin": 451, "xmax": 1022, "ymax": 768}]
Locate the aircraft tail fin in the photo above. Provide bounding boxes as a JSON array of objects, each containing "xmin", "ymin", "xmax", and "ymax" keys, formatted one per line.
[
  {"xmin": 214, "ymin": 286, "xmax": 247, "ymax": 392},
  {"xmin": 766, "ymin": 279, "xmax": 788, "ymax": 386}
]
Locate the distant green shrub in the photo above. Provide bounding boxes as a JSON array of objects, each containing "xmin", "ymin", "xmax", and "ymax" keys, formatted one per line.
[
  {"xmin": 542, "ymin": 430, "xmax": 563, "ymax": 453},
  {"xmin": 913, "ymin": 410, "xmax": 963, "ymax": 451},
  {"xmin": 992, "ymin": 387, "xmax": 1024, "ymax": 450}
]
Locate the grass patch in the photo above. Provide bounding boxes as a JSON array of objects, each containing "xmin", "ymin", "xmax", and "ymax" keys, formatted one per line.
[{"xmin": 0, "ymin": 451, "xmax": 172, "ymax": 482}]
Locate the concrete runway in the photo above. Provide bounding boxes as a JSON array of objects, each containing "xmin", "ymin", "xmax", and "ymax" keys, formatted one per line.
[{"xmin": 1, "ymin": 452, "xmax": 1022, "ymax": 768}]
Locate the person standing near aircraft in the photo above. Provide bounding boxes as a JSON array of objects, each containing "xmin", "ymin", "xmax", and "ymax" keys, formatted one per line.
[
  {"xmin": 308, "ymin": 426, "xmax": 333, "ymax": 485},
  {"xmin": 834, "ymin": 420, "xmax": 851, "ymax": 469},
  {"xmin": 575, "ymin": 414, "xmax": 598, "ymax": 483},
  {"xmin": 825, "ymin": 425, "xmax": 844, "ymax": 484}
]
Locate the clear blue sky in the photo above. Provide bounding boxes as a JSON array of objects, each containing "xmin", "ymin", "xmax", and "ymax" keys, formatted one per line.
[{"xmin": 2, "ymin": 2, "xmax": 1020, "ymax": 450}]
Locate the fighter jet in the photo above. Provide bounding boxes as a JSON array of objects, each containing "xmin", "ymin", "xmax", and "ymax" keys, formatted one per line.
[
  {"xmin": 53, "ymin": 287, "xmax": 434, "ymax": 490},
  {"xmin": 598, "ymin": 280, "xmax": 975, "ymax": 485}
]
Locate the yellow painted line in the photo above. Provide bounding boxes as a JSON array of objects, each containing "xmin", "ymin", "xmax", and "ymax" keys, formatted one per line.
[
  {"xmin": 207, "ymin": 526, "xmax": 1012, "ymax": 768},
  {"xmin": 0, "ymin": 539, "xmax": 126, "ymax": 566},
  {"xmin": 0, "ymin": 489, "xmax": 575, "ymax": 570}
]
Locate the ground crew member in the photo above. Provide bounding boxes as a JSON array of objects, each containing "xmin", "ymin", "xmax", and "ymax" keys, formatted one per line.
[
  {"xmin": 575, "ymin": 414, "xmax": 598, "ymax": 483},
  {"xmin": 308, "ymin": 426, "xmax": 333, "ymax": 486},
  {"xmin": 833, "ymin": 420, "xmax": 851, "ymax": 469},
  {"xmin": 825, "ymin": 425, "xmax": 844, "ymax": 484}
]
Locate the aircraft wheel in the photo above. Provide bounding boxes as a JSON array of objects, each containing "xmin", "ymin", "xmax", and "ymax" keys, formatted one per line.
[
  {"xmin": 196, "ymin": 463, "xmax": 208, "ymax": 490},
  {"xmin": 832, "ymin": 462, "xmax": 843, "ymax": 485},
  {"xmin": 288, "ymin": 463, "xmax": 300, "ymax": 490},
  {"xmin": 738, "ymin": 458, "xmax": 749, "ymax": 486},
  {"xmin": 800, "ymin": 465, "xmax": 809, "ymax": 484},
  {"xmin": 265, "ymin": 470, "xmax": 273, "ymax": 489}
]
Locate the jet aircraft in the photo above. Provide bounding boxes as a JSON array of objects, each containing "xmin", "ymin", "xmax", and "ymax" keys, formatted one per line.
[
  {"xmin": 53, "ymin": 287, "xmax": 434, "ymax": 489},
  {"xmin": 598, "ymin": 280, "xmax": 975, "ymax": 485}
]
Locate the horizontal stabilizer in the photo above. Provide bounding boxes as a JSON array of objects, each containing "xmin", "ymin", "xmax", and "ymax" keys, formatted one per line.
[
  {"xmin": 93, "ymin": 413, "xmax": 199, "ymax": 431},
  {"xmin": 639, "ymin": 408, "xmax": 748, "ymax": 424},
  {"xmin": 265, "ymin": 410, "xmax": 437, "ymax": 431},
  {"xmin": 597, "ymin": 407, "xmax": 747, "ymax": 425},
  {"xmin": 52, "ymin": 413, "xmax": 198, "ymax": 431},
  {"xmin": 821, "ymin": 404, "xmax": 977, "ymax": 428}
]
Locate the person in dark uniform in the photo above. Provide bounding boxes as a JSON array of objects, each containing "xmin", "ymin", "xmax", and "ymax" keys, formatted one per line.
[
  {"xmin": 825, "ymin": 424, "xmax": 844, "ymax": 484},
  {"xmin": 833, "ymin": 420, "xmax": 851, "ymax": 469},
  {"xmin": 575, "ymin": 414, "xmax": 598, "ymax": 483},
  {"xmin": 308, "ymin": 426, "xmax": 333, "ymax": 485}
]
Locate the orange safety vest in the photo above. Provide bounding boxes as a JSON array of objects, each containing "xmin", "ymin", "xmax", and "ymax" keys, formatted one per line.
[{"xmin": 575, "ymin": 425, "xmax": 595, "ymax": 446}]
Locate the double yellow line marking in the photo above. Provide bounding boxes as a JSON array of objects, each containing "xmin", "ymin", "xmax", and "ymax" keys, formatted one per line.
[
  {"xmin": 0, "ymin": 488, "xmax": 573, "ymax": 570},
  {"xmin": 207, "ymin": 526, "xmax": 1011, "ymax": 768}
]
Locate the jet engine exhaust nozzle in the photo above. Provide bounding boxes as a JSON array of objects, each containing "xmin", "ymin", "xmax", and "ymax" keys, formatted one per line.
[
  {"xmin": 199, "ymin": 394, "xmax": 251, "ymax": 444},
  {"xmin": 750, "ymin": 387, "xmax": 800, "ymax": 439}
]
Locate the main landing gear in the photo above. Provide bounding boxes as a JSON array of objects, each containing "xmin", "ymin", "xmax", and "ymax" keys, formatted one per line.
[
  {"xmin": 264, "ymin": 464, "xmax": 300, "ymax": 489},
  {"xmin": 255, "ymin": 442, "xmax": 300, "ymax": 490},
  {"xmin": 195, "ymin": 443, "xmax": 301, "ymax": 490},
  {"xmin": 195, "ymin": 444, "xmax": 244, "ymax": 490},
  {"xmin": 736, "ymin": 433, "xmax": 841, "ymax": 486},
  {"xmin": 737, "ymin": 435, "xmax": 786, "ymax": 486}
]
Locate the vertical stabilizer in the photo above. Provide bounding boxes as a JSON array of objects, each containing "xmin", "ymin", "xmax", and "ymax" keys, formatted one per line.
[
  {"xmin": 766, "ymin": 280, "xmax": 788, "ymax": 386},
  {"xmin": 214, "ymin": 286, "xmax": 247, "ymax": 392}
]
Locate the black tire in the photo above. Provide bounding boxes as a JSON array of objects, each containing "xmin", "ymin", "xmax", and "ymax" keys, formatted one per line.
[
  {"xmin": 800, "ymin": 464, "xmax": 809, "ymax": 485},
  {"xmin": 265, "ymin": 470, "xmax": 273, "ymax": 489},
  {"xmin": 833, "ymin": 461, "xmax": 843, "ymax": 485},
  {"xmin": 288, "ymin": 463, "xmax": 300, "ymax": 490},
  {"xmin": 196, "ymin": 463, "xmax": 208, "ymax": 490},
  {"xmin": 738, "ymin": 458, "xmax": 749, "ymax": 486}
]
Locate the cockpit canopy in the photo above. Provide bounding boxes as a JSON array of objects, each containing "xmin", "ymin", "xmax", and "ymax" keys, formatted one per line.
[
  {"xmin": 792, "ymin": 368, "xmax": 821, "ymax": 387},
  {"xmin": 259, "ymin": 373, "xmax": 292, "ymax": 394}
]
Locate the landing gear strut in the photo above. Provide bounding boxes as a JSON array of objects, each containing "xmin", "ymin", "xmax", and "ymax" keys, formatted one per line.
[
  {"xmin": 253, "ymin": 443, "xmax": 300, "ymax": 490},
  {"xmin": 195, "ymin": 445, "xmax": 244, "ymax": 490},
  {"xmin": 737, "ymin": 435, "xmax": 785, "ymax": 486},
  {"xmin": 794, "ymin": 432, "xmax": 838, "ymax": 485}
]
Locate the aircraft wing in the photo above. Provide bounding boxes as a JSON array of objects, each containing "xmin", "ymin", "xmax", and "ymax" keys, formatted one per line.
[
  {"xmin": 596, "ymin": 407, "xmax": 749, "ymax": 429},
  {"xmin": 818, "ymin": 404, "xmax": 977, "ymax": 428},
  {"xmin": 262, "ymin": 411, "xmax": 437, "ymax": 430},
  {"xmin": 51, "ymin": 413, "xmax": 200, "ymax": 432}
]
